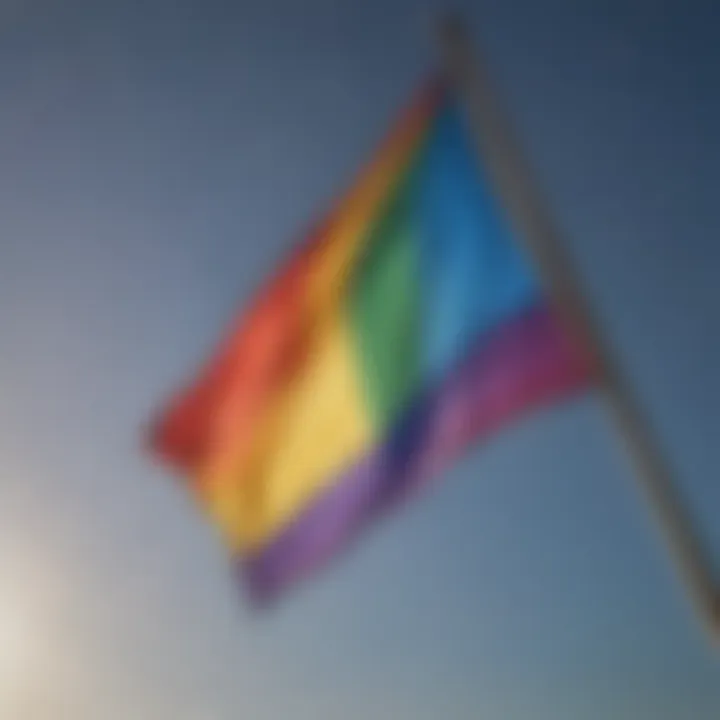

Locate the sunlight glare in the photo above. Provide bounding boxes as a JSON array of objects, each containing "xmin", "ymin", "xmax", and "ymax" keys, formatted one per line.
[{"xmin": 0, "ymin": 589, "xmax": 35, "ymax": 693}]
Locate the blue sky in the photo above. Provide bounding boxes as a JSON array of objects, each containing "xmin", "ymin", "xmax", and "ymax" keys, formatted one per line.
[{"xmin": 0, "ymin": 0, "xmax": 718, "ymax": 717}]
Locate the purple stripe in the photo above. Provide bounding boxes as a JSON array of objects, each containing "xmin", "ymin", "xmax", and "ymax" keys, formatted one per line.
[{"xmin": 240, "ymin": 305, "xmax": 595, "ymax": 605}]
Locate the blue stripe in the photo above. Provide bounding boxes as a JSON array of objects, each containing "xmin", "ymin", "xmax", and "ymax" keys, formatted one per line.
[{"xmin": 414, "ymin": 102, "xmax": 540, "ymax": 379}]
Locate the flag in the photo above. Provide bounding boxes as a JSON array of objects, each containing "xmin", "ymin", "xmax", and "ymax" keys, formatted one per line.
[{"xmin": 148, "ymin": 79, "xmax": 597, "ymax": 605}]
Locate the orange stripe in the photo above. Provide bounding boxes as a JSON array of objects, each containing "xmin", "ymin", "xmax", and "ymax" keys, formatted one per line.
[{"xmin": 149, "ymin": 79, "xmax": 444, "ymax": 490}]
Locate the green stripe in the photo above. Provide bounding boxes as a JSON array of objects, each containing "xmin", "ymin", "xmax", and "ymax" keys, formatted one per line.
[{"xmin": 347, "ymin": 172, "xmax": 422, "ymax": 430}]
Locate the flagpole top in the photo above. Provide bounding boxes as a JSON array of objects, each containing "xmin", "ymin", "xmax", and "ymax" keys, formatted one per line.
[
  {"xmin": 435, "ymin": 12, "xmax": 485, "ymax": 90},
  {"xmin": 436, "ymin": 12, "xmax": 466, "ymax": 38},
  {"xmin": 435, "ymin": 11, "xmax": 470, "ymax": 50}
]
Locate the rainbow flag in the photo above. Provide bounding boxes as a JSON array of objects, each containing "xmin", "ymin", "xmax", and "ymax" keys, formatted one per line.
[{"xmin": 148, "ymin": 80, "xmax": 596, "ymax": 605}]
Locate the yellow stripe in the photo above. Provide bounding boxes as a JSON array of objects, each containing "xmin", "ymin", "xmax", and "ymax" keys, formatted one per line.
[
  {"xmin": 201, "ymin": 313, "xmax": 372, "ymax": 551},
  {"xmin": 196, "ymin": 90, "xmax": 437, "ymax": 550}
]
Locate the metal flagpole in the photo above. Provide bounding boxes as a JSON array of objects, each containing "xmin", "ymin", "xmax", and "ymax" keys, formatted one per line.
[{"xmin": 436, "ymin": 14, "xmax": 719, "ymax": 642}]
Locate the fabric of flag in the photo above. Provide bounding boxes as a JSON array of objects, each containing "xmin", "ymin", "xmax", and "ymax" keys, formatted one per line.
[{"xmin": 148, "ymin": 79, "xmax": 597, "ymax": 605}]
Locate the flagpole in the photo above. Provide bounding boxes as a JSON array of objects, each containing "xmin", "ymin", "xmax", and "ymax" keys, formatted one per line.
[{"xmin": 436, "ymin": 14, "xmax": 719, "ymax": 641}]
